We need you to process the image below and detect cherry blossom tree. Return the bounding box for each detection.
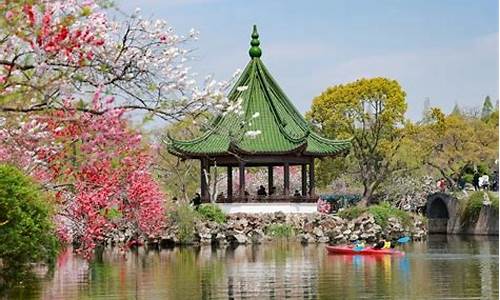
[0,0,233,258]
[0,93,165,258]
[0,0,231,121]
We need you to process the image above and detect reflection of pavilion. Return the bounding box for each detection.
[167,26,350,207]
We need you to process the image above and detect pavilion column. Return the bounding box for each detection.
[200,159,209,202]
[268,166,274,194]
[239,162,245,198]
[227,166,233,200]
[308,159,315,196]
[283,163,290,196]
[301,164,307,196]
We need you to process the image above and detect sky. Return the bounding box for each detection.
[118,0,499,120]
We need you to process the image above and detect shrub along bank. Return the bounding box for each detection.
[459,191,499,227]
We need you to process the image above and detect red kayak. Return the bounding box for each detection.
[326,245,405,256]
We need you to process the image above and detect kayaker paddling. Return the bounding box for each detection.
[326,236,410,256]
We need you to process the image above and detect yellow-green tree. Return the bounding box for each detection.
[308,78,408,206]
[411,108,498,186]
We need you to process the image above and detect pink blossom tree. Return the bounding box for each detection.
[0,1,232,258]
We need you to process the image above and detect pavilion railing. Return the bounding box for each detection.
[212,195,319,203]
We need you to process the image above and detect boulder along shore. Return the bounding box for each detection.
[106,212,427,247]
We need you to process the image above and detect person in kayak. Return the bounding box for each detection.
[373,239,393,250]
[353,240,365,251]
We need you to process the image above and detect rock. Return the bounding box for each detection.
[215,232,226,244]
[300,233,316,243]
[333,234,345,241]
[313,227,324,237]
[349,234,359,242]
[318,236,329,243]
[332,216,344,223]
[303,222,314,233]
[233,233,247,244]
[234,219,248,232]
[360,232,372,239]
[343,229,352,236]
[248,229,264,243]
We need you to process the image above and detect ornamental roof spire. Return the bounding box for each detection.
[166,26,350,158]
[249,25,262,58]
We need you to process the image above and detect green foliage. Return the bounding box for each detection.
[462,174,474,184]
[338,206,366,220]
[368,202,412,228]
[459,192,499,227]
[265,224,295,238]
[460,192,484,226]
[338,202,412,228]
[308,77,409,204]
[315,157,349,189]
[0,164,59,286]
[481,96,494,119]
[155,117,202,201]
[411,109,498,187]
[490,192,499,210]
[168,204,199,244]
[196,204,226,224]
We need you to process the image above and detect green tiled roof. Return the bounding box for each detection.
[167,25,350,157]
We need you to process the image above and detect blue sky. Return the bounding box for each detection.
[119,0,498,120]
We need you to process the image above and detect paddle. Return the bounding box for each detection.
[397,236,410,244]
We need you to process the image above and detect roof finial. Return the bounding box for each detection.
[249,25,262,58]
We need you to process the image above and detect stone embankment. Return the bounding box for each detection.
[138,212,427,246]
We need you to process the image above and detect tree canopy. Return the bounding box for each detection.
[0,164,59,285]
[410,108,498,187]
[308,77,409,205]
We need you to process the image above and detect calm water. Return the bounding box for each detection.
[4,235,499,299]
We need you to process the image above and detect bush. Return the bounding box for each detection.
[196,204,226,224]
[368,202,412,228]
[168,204,199,244]
[460,191,498,226]
[265,224,295,238]
[338,206,367,219]
[0,164,59,286]
[338,202,412,228]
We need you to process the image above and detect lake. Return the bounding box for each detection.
[4,235,498,299]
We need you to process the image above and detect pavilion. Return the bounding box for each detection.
[167,25,350,209]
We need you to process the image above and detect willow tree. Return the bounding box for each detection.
[308,78,408,206]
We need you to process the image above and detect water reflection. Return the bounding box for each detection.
[2,236,498,299]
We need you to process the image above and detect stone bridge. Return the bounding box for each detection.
[426,192,498,235]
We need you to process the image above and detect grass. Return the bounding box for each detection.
[196,203,227,224]
[338,202,412,228]
[338,206,366,219]
[265,224,295,238]
[489,192,499,210]
[460,191,499,226]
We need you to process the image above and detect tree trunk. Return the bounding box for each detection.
[358,181,378,207]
